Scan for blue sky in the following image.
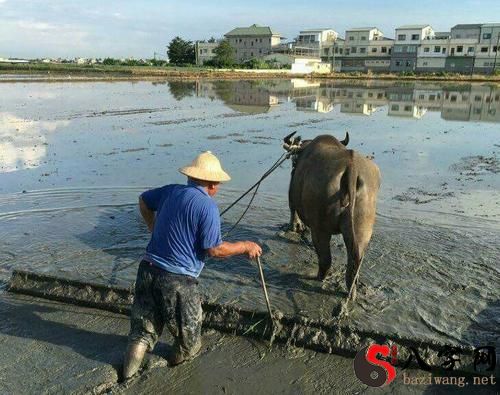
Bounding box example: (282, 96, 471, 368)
(0, 0, 499, 59)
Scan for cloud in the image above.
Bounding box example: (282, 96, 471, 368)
(17, 20, 57, 31)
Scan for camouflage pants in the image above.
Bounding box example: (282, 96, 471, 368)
(128, 260, 203, 358)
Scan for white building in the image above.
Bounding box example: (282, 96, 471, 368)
(340, 27, 394, 71)
(391, 25, 434, 72)
(294, 29, 339, 57)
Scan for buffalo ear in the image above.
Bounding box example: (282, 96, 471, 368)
(341, 132, 349, 146)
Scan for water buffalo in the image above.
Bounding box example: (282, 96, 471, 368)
(283, 132, 381, 301)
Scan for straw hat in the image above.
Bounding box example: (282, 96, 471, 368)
(179, 151, 231, 182)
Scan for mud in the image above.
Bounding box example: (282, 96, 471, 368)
(148, 117, 198, 126)
(393, 187, 455, 204)
(6, 293, 467, 395)
(1, 78, 499, 392)
(451, 154, 500, 179)
(8, 269, 489, 376)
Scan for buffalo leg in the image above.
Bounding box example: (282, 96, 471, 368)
(311, 230, 332, 281)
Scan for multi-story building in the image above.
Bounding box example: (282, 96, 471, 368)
(224, 24, 283, 63)
(474, 23, 500, 73)
(339, 27, 393, 72)
(321, 39, 345, 70)
(417, 32, 450, 72)
(391, 25, 434, 72)
(444, 24, 481, 73)
(194, 41, 219, 65)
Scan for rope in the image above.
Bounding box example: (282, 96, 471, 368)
(221, 152, 290, 237)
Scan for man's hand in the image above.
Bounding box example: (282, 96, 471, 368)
(244, 241, 262, 259)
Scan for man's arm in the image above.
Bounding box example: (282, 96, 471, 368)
(139, 196, 155, 232)
(207, 241, 262, 259)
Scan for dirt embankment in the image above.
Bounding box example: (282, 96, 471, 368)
(1, 63, 500, 83)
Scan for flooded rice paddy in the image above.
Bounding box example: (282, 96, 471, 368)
(0, 78, 498, 349)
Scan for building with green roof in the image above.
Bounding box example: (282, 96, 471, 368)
(224, 24, 283, 63)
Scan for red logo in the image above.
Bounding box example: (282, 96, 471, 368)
(353, 344, 397, 387)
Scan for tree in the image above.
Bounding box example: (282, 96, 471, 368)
(102, 57, 119, 65)
(167, 36, 195, 65)
(212, 40, 235, 68)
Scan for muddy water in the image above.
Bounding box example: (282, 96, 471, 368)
(0, 79, 498, 349)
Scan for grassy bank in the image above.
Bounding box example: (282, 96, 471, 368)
(1, 62, 499, 82)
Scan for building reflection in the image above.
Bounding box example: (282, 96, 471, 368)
(188, 80, 500, 122)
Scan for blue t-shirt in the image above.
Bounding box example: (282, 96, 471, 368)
(141, 180, 222, 278)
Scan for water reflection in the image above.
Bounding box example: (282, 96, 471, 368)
(174, 79, 500, 122)
(0, 113, 69, 173)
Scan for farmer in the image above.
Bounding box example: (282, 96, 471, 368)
(123, 151, 262, 379)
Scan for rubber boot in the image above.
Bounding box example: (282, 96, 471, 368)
(168, 339, 202, 367)
(123, 341, 147, 379)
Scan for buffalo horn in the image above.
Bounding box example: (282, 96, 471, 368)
(341, 132, 350, 146)
(283, 131, 297, 145)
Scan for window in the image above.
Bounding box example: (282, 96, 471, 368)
(259, 38, 262, 43)
(345, 49, 350, 55)
(372, 47, 377, 52)
(368, 92, 373, 97)
(494, 46, 498, 52)
(411, 34, 419, 40)
(406, 60, 412, 67)
(259, 49, 262, 54)
(429, 95, 436, 100)
(408, 46, 416, 53)
(361, 36, 366, 40)
(442, 48, 446, 54)
(394, 46, 402, 52)
(339, 48, 343, 54)
(424, 47, 430, 52)
(468, 47, 474, 53)
(434, 46, 441, 53)
(419, 94, 425, 99)
(404, 105, 412, 111)
(398, 34, 406, 40)
(395, 60, 402, 66)
(455, 34, 462, 39)
(402, 46, 408, 53)
(251, 41, 254, 46)
(269, 38, 271, 43)
(457, 46, 463, 53)
(391, 104, 400, 111)
(481, 47, 488, 52)
(474, 95, 482, 102)
(381, 47, 387, 53)
(349, 36, 355, 40)
(360, 47, 366, 53)
(351, 47, 357, 53)
(423, 61, 428, 66)
(483, 33, 492, 39)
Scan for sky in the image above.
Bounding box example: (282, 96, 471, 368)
(0, 0, 499, 59)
